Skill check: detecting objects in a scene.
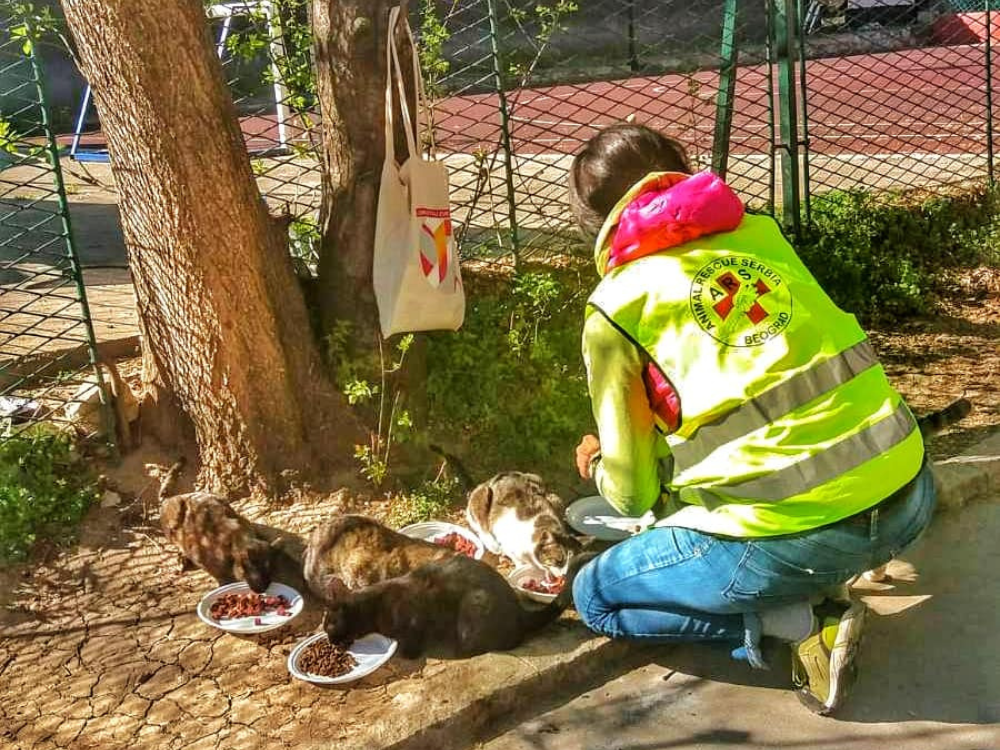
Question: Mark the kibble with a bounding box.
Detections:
[298,639,358,678]
[209,592,292,621]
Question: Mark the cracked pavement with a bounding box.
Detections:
[0,475,462,750]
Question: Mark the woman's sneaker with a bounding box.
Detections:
[791,599,867,716]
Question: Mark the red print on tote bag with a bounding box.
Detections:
[417,207,458,290]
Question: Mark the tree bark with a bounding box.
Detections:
[61,0,359,494]
[312,0,414,341]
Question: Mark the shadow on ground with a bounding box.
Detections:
[480,500,1000,750]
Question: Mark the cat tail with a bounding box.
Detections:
[516,593,570,633]
[517,550,601,633]
[158,457,186,502]
[428,444,475,491]
[917,397,972,437]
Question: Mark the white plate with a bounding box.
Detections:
[399,521,485,560]
[564,496,655,542]
[508,564,564,604]
[288,632,398,685]
[197,582,304,634]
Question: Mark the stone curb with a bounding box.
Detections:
[933,430,1000,511]
[334,430,1000,750]
[323,621,651,750]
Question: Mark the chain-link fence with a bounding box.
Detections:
[429,0,1000,255]
[57,0,1000,265]
[0,8,112,444]
[67,1,325,269]
[6,0,996,440]
[797,0,996,219]
[209,0,324,272]
[427,0,780,261]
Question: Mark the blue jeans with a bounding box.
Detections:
[573,462,936,665]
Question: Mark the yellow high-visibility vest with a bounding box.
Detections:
[589,213,925,537]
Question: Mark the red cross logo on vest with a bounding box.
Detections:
[690,255,792,347]
[712,271,771,324]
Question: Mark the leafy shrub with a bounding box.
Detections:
[424,266,593,484]
[796,186,1000,323]
[385,474,462,529]
[0,429,98,564]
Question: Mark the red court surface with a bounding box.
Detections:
[433,44,993,157]
[62,44,993,160]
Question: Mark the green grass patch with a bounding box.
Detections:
[797,186,1000,323]
[424,265,594,486]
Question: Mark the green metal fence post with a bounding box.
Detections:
[771,0,802,236]
[711,0,739,179]
[627,0,639,72]
[987,0,995,185]
[796,0,812,226]
[486,0,521,265]
[25,22,117,452]
[765,0,778,212]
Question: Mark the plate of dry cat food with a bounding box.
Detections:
[565,496,656,542]
[287,632,398,685]
[399,521,485,559]
[196,582,304,634]
[507,565,566,604]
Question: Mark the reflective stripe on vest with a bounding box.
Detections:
[670,339,880,473]
[686,400,917,502]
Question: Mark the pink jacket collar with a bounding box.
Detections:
[594,171,745,275]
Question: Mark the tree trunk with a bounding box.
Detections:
[61,0,359,494]
[312,0,414,341]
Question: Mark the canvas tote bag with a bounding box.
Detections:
[372,5,465,337]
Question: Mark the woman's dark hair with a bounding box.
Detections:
[568,123,692,240]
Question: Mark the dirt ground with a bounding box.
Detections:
[0,444,449,750]
[0,271,998,750]
[868,266,1000,460]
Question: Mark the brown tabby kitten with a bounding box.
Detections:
[303,515,454,602]
[321,552,590,659]
[466,472,582,578]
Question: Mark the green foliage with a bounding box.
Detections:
[0,117,43,162]
[288,215,319,269]
[218,0,316,112]
[0,119,22,155]
[322,319,361,389]
[413,1,580,94]
[424,268,592,482]
[504,1,580,83]
[385,473,462,528]
[533,1,580,42]
[418,0,452,98]
[8,1,61,56]
[796,186,1000,323]
[0,429,98,564]
[326,323,415,488]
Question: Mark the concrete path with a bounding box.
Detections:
[482,497,1000,750]
[0,162,138,373]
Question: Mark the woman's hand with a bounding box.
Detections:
[575,434,601,479]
